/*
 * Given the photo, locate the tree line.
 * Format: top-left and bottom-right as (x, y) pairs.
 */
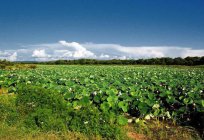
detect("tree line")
(1, 56), (204, 66)
(26, 56), (204, 65)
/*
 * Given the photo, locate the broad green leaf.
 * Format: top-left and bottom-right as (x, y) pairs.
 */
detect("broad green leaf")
(117, 116), (128, 125)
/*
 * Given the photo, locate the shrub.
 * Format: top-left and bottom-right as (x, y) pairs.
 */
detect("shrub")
(16, 86), (68, 131)
(13, 64), (37, 70)
(27, 64), (37, 69)
(0, 95), (17, 124)
(16, 85), (67, 115)
(0, 60), (14, 69)
(15, 86), (125, 138)
(0, 64), (6, 69)
(5, 111), (19, 125)
(24, 108), (66, 131)
(67, 106), (124, 139)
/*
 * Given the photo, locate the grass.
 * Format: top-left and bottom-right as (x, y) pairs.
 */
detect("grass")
(131, 119), (202, 140)
(0, 90), (203, 140)
(0, 93), (112, 140)
(0, 122), (95, 140)
(0, 88), (9, 95)
(0, 122), (201, 140)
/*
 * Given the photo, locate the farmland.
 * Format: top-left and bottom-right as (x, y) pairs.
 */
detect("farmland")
(0, 65), (204, 139)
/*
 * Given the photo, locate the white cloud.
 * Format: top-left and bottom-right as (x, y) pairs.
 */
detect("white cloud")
(181, 49), (204, 58)
(59, 41), (84, 51)
(0, 41), (204, 61)
(31, 49), (52, 61)
(99, 54), (110, 59)
(8, 52), (17, 61)
(83, 43), (204, 59)
(0, 51), (17, 61)
(32, 49), (50, 58)
(59, 40), (95, 58)
(53, 50), (73, 58)
(116, 47), (165, 58)
(0, 51), (10, 57)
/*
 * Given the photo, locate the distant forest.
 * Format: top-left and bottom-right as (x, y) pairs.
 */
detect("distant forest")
(1, 56), (204, 66)
(21, 56), (204, 65)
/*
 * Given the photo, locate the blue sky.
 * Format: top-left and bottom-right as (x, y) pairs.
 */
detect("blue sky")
(0, 0), (204, 61)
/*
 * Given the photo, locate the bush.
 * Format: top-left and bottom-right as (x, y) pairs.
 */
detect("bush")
(0, 64), (6, 69)
(0, 60), (14, 69)
(27, 64), (37, 69)
(16, 86), (68, 131)
(24, 108), (66, 131)
(0, 95), (17, 124)
(67, 106), (124, 139)
(15, 86), (126, 138)
(16, 85), (67, 115)
(12, 64), (37, 70)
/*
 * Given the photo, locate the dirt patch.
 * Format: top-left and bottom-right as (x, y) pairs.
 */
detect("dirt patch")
(127, 132), (148, 140)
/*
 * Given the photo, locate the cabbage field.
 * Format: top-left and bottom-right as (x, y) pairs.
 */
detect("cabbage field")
(0, 65), (204, 139)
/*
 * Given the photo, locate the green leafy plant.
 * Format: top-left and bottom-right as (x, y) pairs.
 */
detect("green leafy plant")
(67, 106), (124, 139)
(15, 86), (68, 131)
(16, 85), (67, 115)
(0, 65), (203, 137)
(24, 108), (66, 131)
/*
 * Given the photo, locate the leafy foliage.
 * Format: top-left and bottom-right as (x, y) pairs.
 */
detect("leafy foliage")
(24, 108), (67, 131)
(0, 65), (203, 137)
(15, 86), (68, 131)
(16, 85), (67, 115)
(67, 106), (123, 139)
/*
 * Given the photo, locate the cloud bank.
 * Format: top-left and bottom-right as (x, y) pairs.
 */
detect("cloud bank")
(58, 41), (95, 58)
(0, 40), (204, 61)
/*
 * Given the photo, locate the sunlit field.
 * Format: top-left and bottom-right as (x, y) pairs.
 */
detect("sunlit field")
(0, 65), (203, 139)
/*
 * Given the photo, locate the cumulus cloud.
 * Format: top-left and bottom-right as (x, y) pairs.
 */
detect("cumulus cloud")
(59, 41), (84, 51)
(53, 50), (73, 58)
(32, 49), (50, 58)
(59, 40), (95, 58)
(0, 41), (204, 61)
(31, 49), (51, 61)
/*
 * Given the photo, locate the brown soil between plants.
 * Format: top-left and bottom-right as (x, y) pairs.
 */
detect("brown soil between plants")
(127, 132), (148, 140)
